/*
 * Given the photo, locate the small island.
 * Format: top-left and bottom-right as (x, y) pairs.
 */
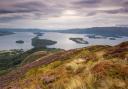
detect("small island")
(16, 40), (24, 44)
(33, 32), (44, 36)
(87, 35), (106, 39)
(69, 37), (89, 44)
(32, 37), (57, 48)
(109, 37), (116, 40)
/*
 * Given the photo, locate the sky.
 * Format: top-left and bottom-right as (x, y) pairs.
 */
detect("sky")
(0, 0), (128, 30)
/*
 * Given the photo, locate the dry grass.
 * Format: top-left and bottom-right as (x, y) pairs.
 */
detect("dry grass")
(3, 42), (128, 89)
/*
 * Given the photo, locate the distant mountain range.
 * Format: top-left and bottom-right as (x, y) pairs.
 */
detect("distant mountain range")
(0, 28), (47, 33)
(54, 27), (128, 37)
(0, 27), (128, 37)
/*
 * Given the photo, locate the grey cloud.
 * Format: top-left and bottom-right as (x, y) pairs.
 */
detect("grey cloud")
(103, 7), (128, 14)
(72, 0), (128, 16)
(72, 0), (101, 8)
(74, 0), (101, 4)
(0, 8), (36, 14)
(0, 1), (64, 21)
(86, 12), (97, 16)
(0, 0), (128, 28)
(14, 1), (46, 11)
(0, 15), (25, 23)
(0, 1), (46, 14)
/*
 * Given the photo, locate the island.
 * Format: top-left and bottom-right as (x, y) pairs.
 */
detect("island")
(109, 37), (116, 40)
(16, 40), (24, 44)
(33, 32), (44, 36)
(87, 35), (107, 39)
(69, 37), (89, 44)
(32, 37), (57, 48)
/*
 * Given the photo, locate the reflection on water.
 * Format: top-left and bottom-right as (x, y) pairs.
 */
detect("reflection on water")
(0, 32), (128, 51)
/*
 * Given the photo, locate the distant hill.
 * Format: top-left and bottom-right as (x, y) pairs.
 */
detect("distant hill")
(0, 28), (48, 33)
(0, 31), (14, 36)
(54, 27), (128, 37)
(0, 27), (128, 37)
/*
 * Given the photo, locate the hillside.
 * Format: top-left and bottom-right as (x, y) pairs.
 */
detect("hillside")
(55, 27), (128, 37)
(1, 27), (128, 37)
(0, 41), (128, 89)
(0, 31), (14, 36)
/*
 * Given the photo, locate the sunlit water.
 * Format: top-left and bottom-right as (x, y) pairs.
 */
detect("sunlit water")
(0, 32), (128, 51)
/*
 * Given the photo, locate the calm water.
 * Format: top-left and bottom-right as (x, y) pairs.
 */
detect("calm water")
(0, 32), (35, 51)
(0, 32), (128, 51)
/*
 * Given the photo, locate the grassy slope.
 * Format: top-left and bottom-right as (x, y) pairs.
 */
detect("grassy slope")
(1, 42), (128, 89)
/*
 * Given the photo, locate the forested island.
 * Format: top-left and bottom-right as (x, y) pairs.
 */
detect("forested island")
(32, 37), (57, 48)
(109, 37), (116, 40)
(87, 35), (107, 39)
(69, 37), (89, 44)
(16, 40), (24, 44)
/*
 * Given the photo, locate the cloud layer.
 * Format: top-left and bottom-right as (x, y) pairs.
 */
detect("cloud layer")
(0, 0), (128, 29)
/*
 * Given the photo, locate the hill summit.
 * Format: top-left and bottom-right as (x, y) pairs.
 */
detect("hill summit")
(0, 41), (128, 89)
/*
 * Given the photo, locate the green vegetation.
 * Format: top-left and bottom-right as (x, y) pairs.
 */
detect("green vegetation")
(0, 41), (128, 89)
(69, 37), (89, 44)
(0, 47), (61, 76)
(0, 49), (23, 75)
(21, 51), (49, 65)
(32, 37), (57, 48)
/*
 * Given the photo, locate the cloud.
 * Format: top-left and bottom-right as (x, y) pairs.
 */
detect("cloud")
(0, 1), (64, 21)
(1, 0), (127, 16)
(14, 1), (47, 12)
(0, 0), (127, 29)
(78, 0), (101, 4)
(0, 1), (49, 14)
(102, 7), (128, 14)
(0, 15), (25, 23)
(72, 0), (128, 17)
